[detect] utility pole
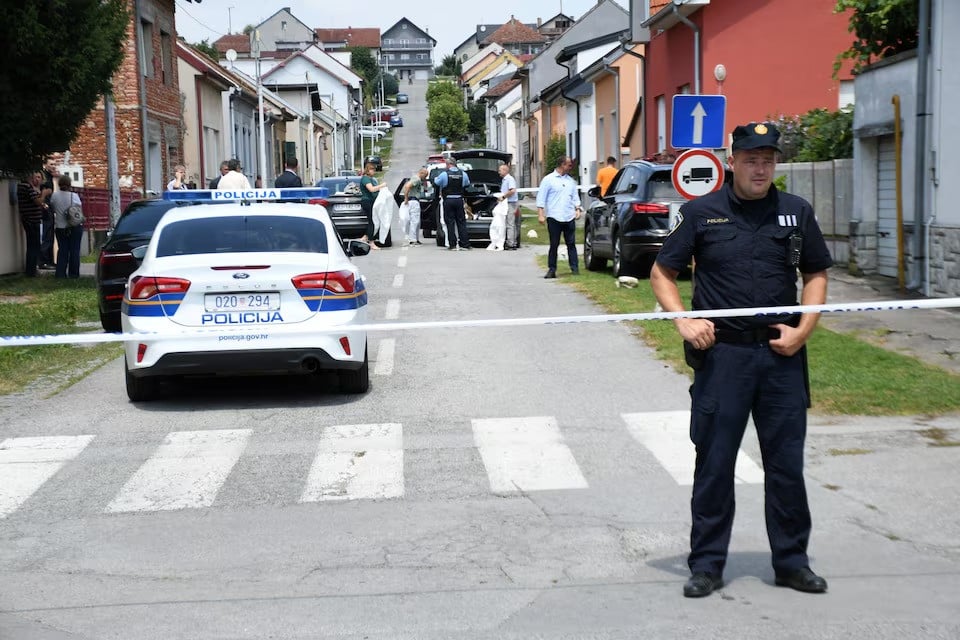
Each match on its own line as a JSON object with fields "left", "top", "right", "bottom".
{"left": 105, "top": 88, "right": 120, "bottom": 227}
{"left": 254, "top": 30, "right": 267, "bottom": 186}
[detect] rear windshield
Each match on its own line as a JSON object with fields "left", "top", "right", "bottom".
{"left": 647, "top": 171, "right": 684, "bottom": 201}
{"left": 319, "top": 178, "right": 361, "bottom": 194}
{"left": 113, "top": 202, "right": 175, "bottom": 236}
{"left": 156, "top": 216, "right": 329, "bottom": 257}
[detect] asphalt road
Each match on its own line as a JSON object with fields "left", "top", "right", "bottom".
{"left": 1, "top": 80, "right": 958, "bottom": 639}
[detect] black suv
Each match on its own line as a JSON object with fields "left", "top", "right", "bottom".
{"left": 95, "top": 198, "right": 234, "bottom": 332}
{"left": 96, "top": 199, "right": 182, "bottom": 332}
{"left": 583, "top": 160, "right": 728, "bottom": 277}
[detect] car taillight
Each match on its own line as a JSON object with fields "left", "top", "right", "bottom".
{"left": 632, "top": 203, "right": 670, "bottom": 214}
{"left": 292, "top": 271, "right": 356, "bottom": 294}
{"left": 99, "top": 251, "right": 135, "bottom": 266}
{"left": 129, "top": 276, "right": 191, "bottom": 299}
{"left": 308, "top": 198, "right": 329, "bottom": 206}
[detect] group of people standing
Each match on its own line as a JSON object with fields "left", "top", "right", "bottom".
{"left": 15, "top": 159, "right": 83, "bottom": 279}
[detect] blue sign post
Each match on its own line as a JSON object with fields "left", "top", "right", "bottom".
{"left": 671, "top": 95, "right": 727, "bottom": 149}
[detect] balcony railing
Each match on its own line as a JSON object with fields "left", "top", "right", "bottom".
{"left": 380, "top": 42, "right": 434, "bottom": 50}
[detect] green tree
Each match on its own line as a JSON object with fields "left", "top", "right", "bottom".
{"left": 769, "top": 108, "right": 854, "bottom": 161}
{"left": 426, "top": 81, "right": 460, "bottom": 104}
{"left": 434, "top": 54, "right": 462, "bottom": 77}
{"left": 348, "top": 46, "right": 380, "bottom": 104}
{"left": 192, "top": 38, "right": 220, "bottom": 61}
{"left": 0, "top": 0, "right": 128, "bottom": 174}
{"left": 544, "top": 133, "right": 567, "bottom": 175}
{"left": 468, "top": 101, "right": 486, "bottom": 137}
{"left": 427, "top": 97, "right": 469, "bottom": 141}
{"left": 834, "top": 0, "right": 918, "bottom": 75}
{"left": 242, "top": 24, "right": 255, "bottom": 35}
{"left": 382, "top": 73, "right": 398, "bottom": 97}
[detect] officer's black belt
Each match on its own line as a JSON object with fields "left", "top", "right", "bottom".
{"left": 714, "top": 326, "right": 781, "bottom": 344}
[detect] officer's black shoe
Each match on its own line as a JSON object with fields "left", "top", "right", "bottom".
{"left": 570, "top": 268, "right": 580, "bottom": 275}
{"left": 774, "top": 567, "right": 827, "bottom": 593}
{"left": 683, "top": 572, "right": 723, "bottom": 598}
{"left": 544, "top": 270, "right": 556, "bottom": 279}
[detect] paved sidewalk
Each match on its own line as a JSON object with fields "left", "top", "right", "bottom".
{"left": 822, "top": 267, "right": 960, "bottom": 376}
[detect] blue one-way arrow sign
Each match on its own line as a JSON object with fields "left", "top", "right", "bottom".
{"left": 671, "top": 95, "right": 726, "bottom": 149}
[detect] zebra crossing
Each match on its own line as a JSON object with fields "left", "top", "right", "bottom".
{"left": 0, "top": 412, "right": 767, "bottom": 519}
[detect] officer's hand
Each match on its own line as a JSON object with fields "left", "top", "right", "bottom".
{"left": 769, "top": 323, "right": 805, "bottom": 357}
{"left": 676, "top": 318, "right": 715, "bottom": 350}
{"left": 575, "top": 207, "right": 582, "bottom": 220}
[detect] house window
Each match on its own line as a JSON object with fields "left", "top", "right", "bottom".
{"left": 383, "top": 38, "right": 393, "bottom": 45}
{"left": 140, "top": 19, "right": 154, "bottom": 78}
{"left": 160, "top": 30, "right": 173, "bottom": 85}
{"left": 598, "top": 116, "right": 605, "bottom": 159}
{"left": 416, "top": 53, "right": 427, "bottom": 60}
{"left": 400, "top": 53, "right": 410, "bottom": 61}
{"left": 416, "top": 38, "right": 426, "bottom": 44}
{"left": 399, "top": 39, "right": 409, "bottom": 46}
{"left": 401, "top": 23, "right": 407, "bottom": 29}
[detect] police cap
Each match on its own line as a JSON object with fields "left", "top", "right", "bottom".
{"left": 731, "top": 122, "right": 782, "bottom": 152}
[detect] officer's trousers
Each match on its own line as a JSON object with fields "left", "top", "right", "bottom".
{"left": 687, "top": 341, "right": 811, "bottom": 577}
{"left": 443, "top": 197, "right": 469, "bottom": 248}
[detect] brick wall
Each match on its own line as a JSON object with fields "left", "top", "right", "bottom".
{"left": 67, "top": 0, "right": 183, "bottom": 193}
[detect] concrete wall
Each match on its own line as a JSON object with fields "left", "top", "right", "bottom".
{"left": 776, "top": 159, "right": 852, "bottom": 265}
{"left": 1, "top": 181, "right": 24, "bottom": 276}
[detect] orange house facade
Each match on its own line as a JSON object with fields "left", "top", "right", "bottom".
{"left": 642, "top": 0, "right": 854, "bottom": 155}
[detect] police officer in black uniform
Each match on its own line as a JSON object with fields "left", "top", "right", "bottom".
{"left": 651, "top": 122, "right": 833, "bottom": 598}
{"left": 433, "top": 156, "right": 472, "bottom": 250}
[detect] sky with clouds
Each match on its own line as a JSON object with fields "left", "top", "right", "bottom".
{"left": 174, "top": 0, "right": 630, "bottom": 59}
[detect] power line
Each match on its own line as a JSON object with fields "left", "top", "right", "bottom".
{"left": 175, "top": 0, "right": 225, "bottom": 41}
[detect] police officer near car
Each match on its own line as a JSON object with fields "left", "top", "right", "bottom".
{"left": 650, "top": 122, "right": 834, "bottom": 599}
{"left": 433, "top": 156, "right": 471, "bottom": 250}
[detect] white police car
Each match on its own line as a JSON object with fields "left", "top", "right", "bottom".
{"left": 121, "top": 188, "right": 371, "bottom": 401}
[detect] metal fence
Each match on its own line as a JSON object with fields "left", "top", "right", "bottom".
{"left": 775, "top": 159, "right": 852, "bottom": 264}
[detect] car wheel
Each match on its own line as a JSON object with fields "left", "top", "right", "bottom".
{"left": 612, "top": 231, "right": 641, "bottom": 278}
{"left": 100, "top": 310, "right": 122, "bottom": 334}
{"left": 612, "top": 233, "right": 624, "bottom": 278}
{"left": 584, "top": 226, "right": 605, "bottom": 271}
{"left": 125, "top": 361, "right": 160, "bottom": 402}
{"left": 339, "top": 347, "right": 369, "bottom": 394}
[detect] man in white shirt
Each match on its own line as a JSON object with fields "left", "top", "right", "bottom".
{"left": 536, "top": 155, "right": 582, "bottom": 278}
{"left": 216, "top": 159, "right": 251, "bottom": 190}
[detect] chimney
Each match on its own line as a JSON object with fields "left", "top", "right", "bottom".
{"left": 537, "top": 17, "right": 542, "bottom": 27}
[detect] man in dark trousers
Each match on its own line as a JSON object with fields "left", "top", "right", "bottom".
{"left": 39, "top": 158, "right": 58, "bottom": 268}
{"left": 651, "top": 122, "right": 833, "bottom": 599}
{"left": 273, "top": 157, "right": 303, "bottom": 188}
{"left": 433, "top": 156, "right": 471, "bottom": 250}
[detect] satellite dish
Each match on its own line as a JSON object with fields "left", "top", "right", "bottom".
{"left": 225, "top": 48, "right": 237, "bottom": 62}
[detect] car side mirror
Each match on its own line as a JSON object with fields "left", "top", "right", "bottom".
{"left": 587, "top": 186, "right": 600, "bottom": 198}
{"left": 346, "top": 240, "right": 371, "bottom": 257}
{"left": 131, "top": 245, "right": 148, "bottom": 263}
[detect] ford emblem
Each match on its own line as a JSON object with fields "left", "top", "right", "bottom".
{"left": 233, "top": 273, "right": 250, "bottom": 279}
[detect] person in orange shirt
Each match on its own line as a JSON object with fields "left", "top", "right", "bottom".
{"left": 596, "top": 156, "right": 618, "bottom": 196}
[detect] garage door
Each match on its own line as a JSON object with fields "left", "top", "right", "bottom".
{"left": 415, "top": 69, "right": 429, "bottom": 81}
{"left": 876, "top": 135, "right": 897, "bottom": 277}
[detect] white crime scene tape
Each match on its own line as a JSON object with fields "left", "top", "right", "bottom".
{"left": 2, "top": 298, "right": 959, "bottom": 348}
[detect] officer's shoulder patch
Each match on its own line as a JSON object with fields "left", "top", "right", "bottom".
{"left": 668, "top": 210, "right": 683, "bottom": 235}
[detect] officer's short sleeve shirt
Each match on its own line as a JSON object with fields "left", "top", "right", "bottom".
{"left": 656, "top": 184, "right": 833, "bottom": 330}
